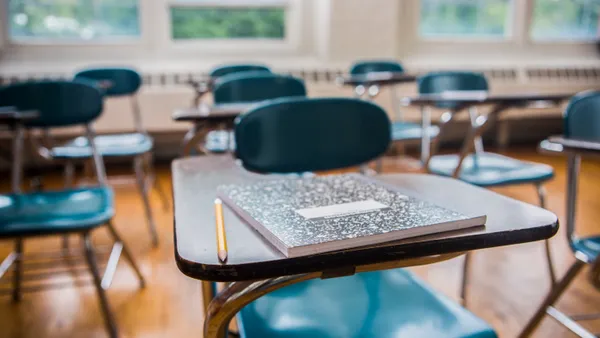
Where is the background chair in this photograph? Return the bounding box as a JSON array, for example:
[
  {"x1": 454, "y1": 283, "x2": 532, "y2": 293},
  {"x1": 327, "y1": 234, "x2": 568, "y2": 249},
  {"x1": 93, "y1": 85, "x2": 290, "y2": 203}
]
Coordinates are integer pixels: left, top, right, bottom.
[
  {"x1": 348, "y1": 60, "x2": 440, "y2": 171},
  {"x1": 419, "y1": 71, "x2": 556, "y2": 306},
  {"x1": 204, "y1": 72, "x2": 307, "y2": 153},
  {"x1": 0, "y1": 81, "x2": 145, "y2": 338},
  {"x1": 228, "y1": 96, "x2": 498, "y2": 338},
  {"x1": 520, "y1": 91, "x2": 600, "y2": 338},
  {"x1": 54, "y1": 67, "x2": 168, "y2": 247}
]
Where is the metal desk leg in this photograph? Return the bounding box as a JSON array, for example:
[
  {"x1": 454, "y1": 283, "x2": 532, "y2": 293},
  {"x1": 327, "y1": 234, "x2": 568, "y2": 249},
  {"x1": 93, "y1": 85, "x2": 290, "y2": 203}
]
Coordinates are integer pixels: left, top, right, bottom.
[
  {"x1": 420, "y1": 106, "x2": 432, "y2": 164},
  {"x1": 468, "y1": 107, "x2": 484, "y2": 154},
  {"x1": 182, "y1": 123, "x2": 209, "y2": 157}
]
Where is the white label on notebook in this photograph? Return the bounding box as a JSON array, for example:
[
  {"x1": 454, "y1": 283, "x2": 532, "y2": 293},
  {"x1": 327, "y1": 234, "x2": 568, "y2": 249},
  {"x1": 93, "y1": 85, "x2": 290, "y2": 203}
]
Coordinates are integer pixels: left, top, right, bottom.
[{"x1": 295, "y1": 199, "x2": 389, "y2": 220}]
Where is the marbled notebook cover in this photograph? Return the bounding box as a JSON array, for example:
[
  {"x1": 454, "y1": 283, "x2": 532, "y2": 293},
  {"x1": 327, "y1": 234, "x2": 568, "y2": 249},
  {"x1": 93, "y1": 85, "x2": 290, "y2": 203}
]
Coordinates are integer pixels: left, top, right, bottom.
[{"x1": 217, "y1": 174, "x2": 486, "y2": 257}]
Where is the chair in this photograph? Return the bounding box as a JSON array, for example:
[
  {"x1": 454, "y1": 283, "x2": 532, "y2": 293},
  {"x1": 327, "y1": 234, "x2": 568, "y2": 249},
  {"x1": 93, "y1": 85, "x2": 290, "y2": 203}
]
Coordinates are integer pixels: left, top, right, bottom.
[
  {"x1": 56, "y1": 67, "x2": 168, "y2": 247},
  {"x1": 204, "y1": 72, "x2": 306, "y2": 153},
  {"x1": 348, "y1": 60, "x2": 440, "y2": 170},
  {"x1": 519, "y1": 91, "x2": 600, "y2": 338},
  {"x1": 0, "y1": 81, "x2": 145, "y2": 338},
  {"x1": 230, "y1": 97, "x2": 497, "y2": 338},
  {"x1": 420, "y1": 71, "x2": 556, "y2": 306}
]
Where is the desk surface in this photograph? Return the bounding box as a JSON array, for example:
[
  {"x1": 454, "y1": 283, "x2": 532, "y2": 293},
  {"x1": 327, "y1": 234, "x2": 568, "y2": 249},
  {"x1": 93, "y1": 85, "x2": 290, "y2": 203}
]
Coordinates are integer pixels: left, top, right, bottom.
[
  {"x1": 401, "y1": 92, "x2": 574, "y2": 106},
  {"x1": 173, "y1": 102, "x2": 257, "y2": 122},
  {"x1": 0, "y1": 109, "x2": 39, "y2": 124},
  {"x1": 338, "y1": 72, "x2": 417, "y2": 87},
  {"x1": 173, "y1": 156, "x2": 558, "y2": 282},
  {"x1": 548, "y1": 136, "x2": 600, "y2": 154}
]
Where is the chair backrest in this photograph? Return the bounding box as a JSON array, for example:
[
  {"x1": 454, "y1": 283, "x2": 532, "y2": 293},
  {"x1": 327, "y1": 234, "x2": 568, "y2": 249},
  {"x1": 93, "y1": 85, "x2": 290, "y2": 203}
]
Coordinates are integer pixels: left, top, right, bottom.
[
  {"x1": 74, "y1": 67, "x2": 142, "y2": 97},
  {"x1": 0, "y1": 81, "x2": 104, "y2": 128},
  {"x1": 418, "y1": 71, "x2": 489, "y2": 109},
  {"x1": 349, "y1": 60, "x2": 404, "y2": 75},
  {"x1": 212, "y1": 73, "x2": 306, "y2": 104},
  {"x1": 564, "y1": 91, "x2": 600, "y2": 142},
  {"x1": 235, "y1": 97, "x2": 391, "y2": 173},
  {"x1": 209, "y1": 64, "x2": 271, "y2": 79}
]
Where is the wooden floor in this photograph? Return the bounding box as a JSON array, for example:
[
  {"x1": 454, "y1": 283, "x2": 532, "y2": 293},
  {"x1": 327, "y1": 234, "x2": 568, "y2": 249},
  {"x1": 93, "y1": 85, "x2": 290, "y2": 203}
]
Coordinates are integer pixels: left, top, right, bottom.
[{"x1": 1, "y1": 148, "x2": 599, "y2": 338}]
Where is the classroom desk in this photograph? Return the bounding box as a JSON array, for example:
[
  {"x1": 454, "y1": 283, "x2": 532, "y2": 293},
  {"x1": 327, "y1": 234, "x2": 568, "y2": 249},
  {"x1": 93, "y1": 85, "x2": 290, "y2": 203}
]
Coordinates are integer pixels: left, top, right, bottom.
[
  {"x1": 400, "y1": 92, "x2": 574, "y2": 163},
  {"x1": 336, "y1": 72, "x2": 417, "y2": 88},
  {"x1": 172, "y1": 156, "x2": 558, "y2": 338},
  {"x1": 173, "y1": 102, "x2": 258, "y2": 156}
]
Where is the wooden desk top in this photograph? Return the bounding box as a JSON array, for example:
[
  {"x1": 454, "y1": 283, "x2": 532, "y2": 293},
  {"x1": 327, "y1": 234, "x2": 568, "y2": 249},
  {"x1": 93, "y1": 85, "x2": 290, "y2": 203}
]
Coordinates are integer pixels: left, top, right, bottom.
[
  {"x1": 172, "y1": 102, "x2": 258, "y2": 122},
  {"x1": 173, "y1": 156, "x2": 558, "y2": 282},
  {"x1": 547, "y1": 136, "x2": 600, "y2": 155},
  {"x1": 401, "y1": 92, "x2": 573, "y2": 106},
  {"x1": 0, "y1": 108, "x2": 39, "y2": 124},
  {"x1": 337, "y1": 72, "x2": 418, "y2": 87}
]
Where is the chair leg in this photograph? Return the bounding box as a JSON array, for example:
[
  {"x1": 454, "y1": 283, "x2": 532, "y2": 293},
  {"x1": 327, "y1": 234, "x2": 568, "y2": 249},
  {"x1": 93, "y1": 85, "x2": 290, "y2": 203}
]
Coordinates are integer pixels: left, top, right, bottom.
[
  {"x1": 375, "y1": 158, "x2": 383, "y2": 173},
  {"x1": 144, "y1": 153, "x2": 170, "y2": 212},
  {"x1": 518, "y1": 260, "x2": 586, "y2": 338},
  {"x1": 12, "y1": 239, "x2": 23, "y2": 302},
  {"x1": 535, "y1": 183, "x2": 557, "y2": 286},
  {"x1": 106, "y1": 221, "x2": 146, "y2": 288},
  {"x1": 134, "y1": 156, "x2": 159, "y2": 247},
  {"x1": 460, "y1": 252, "x2": 471, "y2": 307},
  {"x1": 82, "y1": 233, "x2": 119, "y2": 338}
]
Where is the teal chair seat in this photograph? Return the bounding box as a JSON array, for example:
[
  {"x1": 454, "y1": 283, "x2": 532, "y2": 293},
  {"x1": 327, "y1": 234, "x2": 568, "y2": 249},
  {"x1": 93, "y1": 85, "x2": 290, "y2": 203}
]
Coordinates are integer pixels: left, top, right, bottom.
[
  {"x1": 51, "y1": 133, "x2": 153, "y2": 159},
  {"x1": 391, "y1": 121, "x2": 440, "y2": 142},
  {"x1": 238, "y1": 269, "x2": 497, "y2": 338},
  {"x1": 0, "y1": 187, "x2": 114, "y2": 238},
  {"x1": 428, "y1": 153, "x2": 554, "y2": 187}
]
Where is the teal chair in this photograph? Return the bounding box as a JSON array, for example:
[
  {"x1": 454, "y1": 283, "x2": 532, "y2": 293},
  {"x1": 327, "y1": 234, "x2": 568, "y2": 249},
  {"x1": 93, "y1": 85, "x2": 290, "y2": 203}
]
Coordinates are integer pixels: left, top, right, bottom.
[
  {"x1": 210, "y1": 63, "x2": 271, "y2": 79},
  {"x1": 205, "y1": 72, "x2": 306, "y2": 153},
  {"x1": 231, "y1": 97, "x2": 497, "y2": 338},
  {"x1": 59, "y1": 67, "x2": 168, "y2": 247},
  {"x1": 520, "y1": 91, "x2": 600, "y2": 338},
  {"x1": 420, "y1": 71, "x2": 556, "y2": 305},
  {"x1": 348, "y1": 60, "x2": 440, "y2": 170},
  {"x1": 0, "y1": 81, "x2": 145, "y2": 338}
]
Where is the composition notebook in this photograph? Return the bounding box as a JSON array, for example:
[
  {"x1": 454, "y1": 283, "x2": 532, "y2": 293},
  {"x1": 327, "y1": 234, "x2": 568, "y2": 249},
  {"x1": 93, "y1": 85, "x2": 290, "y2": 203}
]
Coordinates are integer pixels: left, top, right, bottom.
[{"x1": 217, "y1": 174, "x2": 486, "y2": 258}]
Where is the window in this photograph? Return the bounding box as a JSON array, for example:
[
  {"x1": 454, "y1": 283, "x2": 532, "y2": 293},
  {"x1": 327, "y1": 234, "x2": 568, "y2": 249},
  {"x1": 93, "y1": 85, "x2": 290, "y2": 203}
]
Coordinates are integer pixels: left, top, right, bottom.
[
  {"x1": 170, "y1": 6, "x2": 285, "y2": 40},
  {"x1": 420, "y1": 0, "x2": 512, "y2": 38},
  {"x1": 8, "y1": 0, "x2": 140, "y2": 41},
  {"x1": 530, "y1": 0, "x2": 599, "y2": 41},
  {"x1": 169, "y1": 0, "x2": 286, "y2": 41}
]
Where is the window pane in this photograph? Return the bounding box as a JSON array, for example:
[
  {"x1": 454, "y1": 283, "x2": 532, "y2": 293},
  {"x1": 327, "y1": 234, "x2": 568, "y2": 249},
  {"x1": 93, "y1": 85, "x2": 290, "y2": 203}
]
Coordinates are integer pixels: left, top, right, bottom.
[
  {"x1": 531, "y1": 0, "x2": 599, "y2": 41},
  {"x1": 9, "y1": 0, "x2": 140, "y2": 40},
  {"x1": 170, "y1": 7, "x2": 285, "y2": 40},
  {"x1": 420, "y1": 0, "x2": 511, "y2": 37}
]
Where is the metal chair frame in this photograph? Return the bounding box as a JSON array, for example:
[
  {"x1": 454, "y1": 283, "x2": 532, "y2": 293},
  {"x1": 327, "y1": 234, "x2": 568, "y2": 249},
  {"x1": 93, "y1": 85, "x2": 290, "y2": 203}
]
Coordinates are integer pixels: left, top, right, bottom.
[
  {"x1": 424, "y1": 101, "x2": 557, "y2": 306},
  {"x1": 31, "y1": 91, "x2": 169, "y2": 248},
  {"x1": 1, "y1": 116, "x2": 146, "y2": 338},
  {"x1": 518, "y1": 152, "x2": 600, "y2": 338}
]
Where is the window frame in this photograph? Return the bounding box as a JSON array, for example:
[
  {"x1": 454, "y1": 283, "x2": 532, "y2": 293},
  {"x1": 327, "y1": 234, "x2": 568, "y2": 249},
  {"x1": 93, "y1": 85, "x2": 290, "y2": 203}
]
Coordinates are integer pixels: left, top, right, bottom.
[
  {"x1": 527, "y1": 0, "x2": 600, "y2": 44},
  {"x1": 4, "y1": 0, "x2": 145, "y2": 46},
  {"x1": 416, "y1": 0, "x2": 516, "y2": 42},
  {"x1": 164, "y1": 0, "x2": 300, "y2": 53}
]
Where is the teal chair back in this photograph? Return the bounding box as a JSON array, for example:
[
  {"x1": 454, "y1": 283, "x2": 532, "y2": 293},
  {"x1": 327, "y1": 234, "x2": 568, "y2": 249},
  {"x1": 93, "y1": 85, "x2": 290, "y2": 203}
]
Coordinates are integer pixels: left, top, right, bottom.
[
  {"x1": 0, "y1": 81, "x2": 104, "y2": 128},
  {"x1": 234, "y1": 97, "x2": 391, "y2": 173},
  {"x1": 210, "y1": 64, "x2": 271, "y2": 79},
  {"x1": 564, "y1": 91, "x2": 600, "y2": 142},
  {"x1": 74, "y1": 67, "x2": 142, "y2": 97},
  {"x1": 418, "y1": 71, "x2": 489, "y2": 109},
  {"x1": 212, "y1": 73, "x2": 306, "y2": 104},
  {"x1": 350, "y1": 60, "x2": 404, "y2": 75}
]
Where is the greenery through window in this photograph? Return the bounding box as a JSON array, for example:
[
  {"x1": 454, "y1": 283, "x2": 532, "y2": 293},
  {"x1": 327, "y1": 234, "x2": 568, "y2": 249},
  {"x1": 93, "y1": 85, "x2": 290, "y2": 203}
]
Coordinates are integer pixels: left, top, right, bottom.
[
  {"x1": 9, "y1": 0, "x2": 140, "y2": 40},
  {"x1": 531, "y1": 0, "x2": 599, "y2": 41},
  {"x1": 170, "y1": 7, "x2": 285, "y2": 40},
  {"x1": 420, "y1": 0, "x2": 511, "y2": 38}
]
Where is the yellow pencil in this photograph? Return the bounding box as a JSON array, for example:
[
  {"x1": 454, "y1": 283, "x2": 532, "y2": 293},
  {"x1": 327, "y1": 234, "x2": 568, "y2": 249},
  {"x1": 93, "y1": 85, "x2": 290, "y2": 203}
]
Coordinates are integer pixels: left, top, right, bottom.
[{"x1": 214, "y1": 198, "x2": 228, "y2": 263}]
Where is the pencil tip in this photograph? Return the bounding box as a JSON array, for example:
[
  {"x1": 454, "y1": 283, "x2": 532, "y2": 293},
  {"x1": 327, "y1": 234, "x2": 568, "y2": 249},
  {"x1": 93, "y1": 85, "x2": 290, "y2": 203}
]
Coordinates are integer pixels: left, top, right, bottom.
[{"x1": 218, "y1": 250, "x2": 228, "y2": 263}]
